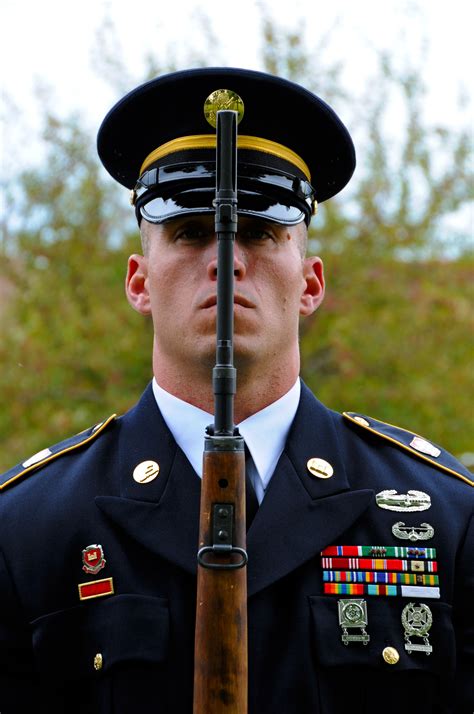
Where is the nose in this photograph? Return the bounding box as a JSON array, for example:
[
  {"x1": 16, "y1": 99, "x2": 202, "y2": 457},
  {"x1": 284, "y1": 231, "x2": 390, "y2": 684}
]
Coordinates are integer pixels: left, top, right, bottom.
[{"x1": 206, "y1": 239, "x2": 247, "y2": 281}]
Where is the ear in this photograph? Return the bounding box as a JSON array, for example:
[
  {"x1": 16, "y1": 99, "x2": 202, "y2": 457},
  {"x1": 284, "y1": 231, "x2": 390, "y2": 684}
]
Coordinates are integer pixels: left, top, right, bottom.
[
  {"x1": 125, "y1": 254, "x2": 151, "y2": 315},
  {"x1": 299, "y1": 256, "x2": 325, "y2": 316}
]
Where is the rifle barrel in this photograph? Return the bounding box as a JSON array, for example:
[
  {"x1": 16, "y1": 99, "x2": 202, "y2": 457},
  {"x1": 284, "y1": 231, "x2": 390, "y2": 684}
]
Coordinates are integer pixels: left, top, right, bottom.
[{"x1": 193, "y1": 110, "x2": 248, "y2": 714}]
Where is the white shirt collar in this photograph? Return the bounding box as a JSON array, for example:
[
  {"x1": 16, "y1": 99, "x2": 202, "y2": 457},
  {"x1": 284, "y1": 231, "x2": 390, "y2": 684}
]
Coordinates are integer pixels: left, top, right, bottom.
[{"x1": 152, "y1": 378, "x2": 300, "y2": 497}]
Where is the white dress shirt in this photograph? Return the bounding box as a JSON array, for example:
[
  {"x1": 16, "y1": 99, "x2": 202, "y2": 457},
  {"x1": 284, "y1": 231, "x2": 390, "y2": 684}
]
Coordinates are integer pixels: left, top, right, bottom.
[{"x1": 152, "y1": 378, "x2": 301, "y2": 504}]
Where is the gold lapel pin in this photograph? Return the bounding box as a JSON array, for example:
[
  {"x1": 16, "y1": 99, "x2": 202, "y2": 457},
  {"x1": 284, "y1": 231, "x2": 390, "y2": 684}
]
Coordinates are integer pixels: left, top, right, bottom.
[
  {"x1": 133, "y1": 460, "x2": 160, "y2": 484},
  {"x1": 307, "y1": 457, "x2": 334, "y2": 479}
]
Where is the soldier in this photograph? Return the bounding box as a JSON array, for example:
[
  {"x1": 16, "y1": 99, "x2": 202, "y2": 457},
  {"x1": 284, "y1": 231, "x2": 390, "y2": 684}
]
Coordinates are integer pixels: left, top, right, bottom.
[{"x1": 0, "y1": 68, "x2": 472, "y2": 713}]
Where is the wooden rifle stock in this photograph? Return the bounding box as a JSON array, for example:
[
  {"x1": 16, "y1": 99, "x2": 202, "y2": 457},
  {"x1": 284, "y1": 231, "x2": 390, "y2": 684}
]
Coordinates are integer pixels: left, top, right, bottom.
[{"x1": 193, "y1": 110, "x2": 248, "y2": 713}]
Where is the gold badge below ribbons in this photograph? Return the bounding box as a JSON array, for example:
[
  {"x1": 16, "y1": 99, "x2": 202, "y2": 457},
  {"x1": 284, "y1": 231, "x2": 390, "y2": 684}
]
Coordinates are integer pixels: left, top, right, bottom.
[
  {"x1": 133, "y1": 460, "x2": 160, "y2": 484},
  {"x1": 307, "y1": 458, "x2": 334, "y2": 479}
]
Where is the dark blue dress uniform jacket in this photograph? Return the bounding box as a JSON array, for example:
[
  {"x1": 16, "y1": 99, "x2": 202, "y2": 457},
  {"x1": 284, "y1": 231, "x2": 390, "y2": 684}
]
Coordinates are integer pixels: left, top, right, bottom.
[{"x1": 1, "y1": 382, "x2": 473, "y2": 713}]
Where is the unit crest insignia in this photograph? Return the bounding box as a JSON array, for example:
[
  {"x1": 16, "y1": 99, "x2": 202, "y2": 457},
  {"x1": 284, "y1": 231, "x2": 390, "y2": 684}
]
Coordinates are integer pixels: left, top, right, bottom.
[{"x1": 82, "y1": 544, "x2": 106, "y2": 575}]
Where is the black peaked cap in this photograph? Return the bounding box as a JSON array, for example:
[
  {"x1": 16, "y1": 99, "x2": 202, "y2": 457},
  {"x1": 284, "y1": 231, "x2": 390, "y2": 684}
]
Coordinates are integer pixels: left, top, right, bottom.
[{"x1": 97, "y1": 67, "x2": 355, "y2": 204}]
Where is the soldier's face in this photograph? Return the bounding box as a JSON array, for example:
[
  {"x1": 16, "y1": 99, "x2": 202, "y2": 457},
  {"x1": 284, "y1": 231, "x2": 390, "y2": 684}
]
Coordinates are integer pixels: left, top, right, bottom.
[{"x1": 126, "y1": 215, "x2": 324, "y2": 377}]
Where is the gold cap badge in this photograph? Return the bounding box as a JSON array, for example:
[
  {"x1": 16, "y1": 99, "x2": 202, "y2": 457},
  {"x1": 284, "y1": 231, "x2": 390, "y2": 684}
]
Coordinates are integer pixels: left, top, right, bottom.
[{"x1": 204, "y1": 89, "x2": 245, "y2": 128}]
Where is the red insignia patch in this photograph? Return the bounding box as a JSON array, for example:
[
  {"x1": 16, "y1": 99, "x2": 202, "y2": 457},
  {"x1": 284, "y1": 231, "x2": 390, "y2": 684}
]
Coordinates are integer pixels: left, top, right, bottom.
[
  {"x1": 82, "y1": 544, "x2": 106, "y2": 574},
  {"x1": 78, "y1": 577, "x2": 114, "y2": 601}
]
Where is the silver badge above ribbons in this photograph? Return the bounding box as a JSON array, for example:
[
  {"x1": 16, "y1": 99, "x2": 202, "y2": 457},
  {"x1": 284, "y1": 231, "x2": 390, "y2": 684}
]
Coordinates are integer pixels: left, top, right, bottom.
[
  {"x1": 376, "y1": 489, "x2": 431, "y2": 512},
  {"x1": 392, "y1": 521, "x2": 434, "y2": 541}
]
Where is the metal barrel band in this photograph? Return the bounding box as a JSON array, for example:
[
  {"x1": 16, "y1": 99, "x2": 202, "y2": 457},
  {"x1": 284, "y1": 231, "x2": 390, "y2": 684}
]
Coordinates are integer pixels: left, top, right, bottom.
[{"x1": 197, "y1": 545, "x2": 248, "y2": 569}]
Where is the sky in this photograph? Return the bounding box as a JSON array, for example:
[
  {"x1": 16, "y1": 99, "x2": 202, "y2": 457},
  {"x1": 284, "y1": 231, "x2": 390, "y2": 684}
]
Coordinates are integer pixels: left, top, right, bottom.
[
  {"x1": 1, "y1": 2, "x2": 472, "y2": 121},
  {"x1": 0, "y1": 0, "x2": 472, "y2": 207}
]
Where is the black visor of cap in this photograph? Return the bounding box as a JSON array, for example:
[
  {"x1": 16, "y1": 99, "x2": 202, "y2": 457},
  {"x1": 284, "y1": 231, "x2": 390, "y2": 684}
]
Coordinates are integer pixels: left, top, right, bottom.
[
  {"x1": 134, "y1": 161, "x2": 314, "y2": 225},
  {"x1": 140, "y1": 191, "x2": 307, "y2": 225}
]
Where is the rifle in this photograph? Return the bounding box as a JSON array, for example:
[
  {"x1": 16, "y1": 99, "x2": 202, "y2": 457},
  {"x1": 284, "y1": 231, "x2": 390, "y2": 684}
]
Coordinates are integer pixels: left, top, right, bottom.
[{"x1": 193, "y1": 109, "x2": 248, "y2": 713}]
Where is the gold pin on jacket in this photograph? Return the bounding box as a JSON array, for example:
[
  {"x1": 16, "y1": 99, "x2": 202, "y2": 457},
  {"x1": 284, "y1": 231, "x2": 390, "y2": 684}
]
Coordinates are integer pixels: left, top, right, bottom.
[
  {"x1": 307, "y1": 458, "x2": 334, "y2": 479},
  {"x1": 133, "y1": 460, "x2": 160, "y2": 483}
]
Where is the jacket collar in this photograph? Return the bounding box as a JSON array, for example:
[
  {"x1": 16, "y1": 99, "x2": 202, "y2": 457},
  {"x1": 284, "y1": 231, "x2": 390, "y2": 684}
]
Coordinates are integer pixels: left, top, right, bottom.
[{"x1": 96, "y1": 382, "x2": 373, "y2": 596}]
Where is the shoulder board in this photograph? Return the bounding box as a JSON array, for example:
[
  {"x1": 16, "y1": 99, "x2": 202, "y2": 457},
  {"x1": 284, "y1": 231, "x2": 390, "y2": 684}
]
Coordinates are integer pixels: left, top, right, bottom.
[
  {"x1": 343, "y1": 412, "x2": 473, "y2": 487},
  {"x1": 0, "y1": 415, "x2": 117, "y2": 493}
]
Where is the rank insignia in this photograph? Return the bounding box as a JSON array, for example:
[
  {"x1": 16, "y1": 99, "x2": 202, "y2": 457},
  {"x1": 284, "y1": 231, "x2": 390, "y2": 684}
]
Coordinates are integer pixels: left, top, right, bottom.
[
  {"x1": 82, "y1": 544, "x2": 106, "y2": 575},
  {"x1": 375, "y1": 489, "x2": 431, "y2": 512},
  {"x1": 409, "y1": 436, "x2": 441, "y2": 458},
  {"x1": 392, "y1": 521, "x2": 434, "y2": 541},
  {"x1": 338, "y1": 599, "x2": 370, "y2": 645},
  {"x1": 401, "y1": 602, "x2": 433, "y2": 655}
]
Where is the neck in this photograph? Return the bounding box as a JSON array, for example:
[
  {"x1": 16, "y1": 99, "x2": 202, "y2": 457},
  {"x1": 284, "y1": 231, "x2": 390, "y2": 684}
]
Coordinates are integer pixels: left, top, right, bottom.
[{"x1": 153, "y1": 341, "x2": 300, "y2": 423}]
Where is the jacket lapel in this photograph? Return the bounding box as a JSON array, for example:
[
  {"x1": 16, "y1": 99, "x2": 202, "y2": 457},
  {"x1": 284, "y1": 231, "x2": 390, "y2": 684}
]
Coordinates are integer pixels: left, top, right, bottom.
[
  {"x1": 96, "y1": 382, "x2": 374, "y2": 591},
  {"x1": 96, "y1": 384, "x2": 201, "y2": 575},
  {"x1": 246, "y1": 383, "x2": 373, "y2": 597}
]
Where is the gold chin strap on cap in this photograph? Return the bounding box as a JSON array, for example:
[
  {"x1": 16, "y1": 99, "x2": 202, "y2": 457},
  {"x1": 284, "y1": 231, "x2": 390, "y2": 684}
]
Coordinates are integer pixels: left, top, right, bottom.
[{"x1": 139, "y1": 134, "x2": 312, "y2": 182}]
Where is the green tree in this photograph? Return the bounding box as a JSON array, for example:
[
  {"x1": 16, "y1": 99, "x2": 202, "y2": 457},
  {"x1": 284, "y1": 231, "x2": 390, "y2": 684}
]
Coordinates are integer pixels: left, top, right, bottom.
[
  {"x1": 257, "y1": 18, "x2": 473, "y2": 458},
  {"x1": 0, "y1": 109, "x2": 153, "y2": 465},
  {"x1": 0, "y1": 12, "x2": 472, "y2": 471}
]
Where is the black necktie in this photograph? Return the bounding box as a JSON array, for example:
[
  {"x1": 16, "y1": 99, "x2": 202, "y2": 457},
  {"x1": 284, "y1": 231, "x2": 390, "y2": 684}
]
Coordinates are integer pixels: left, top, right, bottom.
[{"x1": 245, "y1": 446, "x2": 259, "y2": 530}]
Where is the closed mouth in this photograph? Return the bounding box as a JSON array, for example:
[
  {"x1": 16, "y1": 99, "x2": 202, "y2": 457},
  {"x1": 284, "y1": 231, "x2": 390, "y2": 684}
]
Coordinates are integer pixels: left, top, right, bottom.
[{"x1": 200, "y1": 295, "x2": 255, "y2": 309}]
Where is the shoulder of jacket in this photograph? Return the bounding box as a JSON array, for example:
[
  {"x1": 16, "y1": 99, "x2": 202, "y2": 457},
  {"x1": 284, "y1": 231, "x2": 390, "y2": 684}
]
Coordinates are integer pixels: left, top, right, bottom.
[
  {"x1": 342, "y1": 411, "x2": 473, "y2": 487},
  {"x1": 0, "y1": 414, "x2": 117, "y2": 493}
]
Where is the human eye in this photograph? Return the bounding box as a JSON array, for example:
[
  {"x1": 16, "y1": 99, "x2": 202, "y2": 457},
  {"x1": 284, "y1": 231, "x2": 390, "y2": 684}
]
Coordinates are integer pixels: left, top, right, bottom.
[
  {"x1": 239, "y1": 223, "x2": 276, "y2": 243},
  {"x1": 173, "y1": 221, "x2": 212, "y2": 244}
]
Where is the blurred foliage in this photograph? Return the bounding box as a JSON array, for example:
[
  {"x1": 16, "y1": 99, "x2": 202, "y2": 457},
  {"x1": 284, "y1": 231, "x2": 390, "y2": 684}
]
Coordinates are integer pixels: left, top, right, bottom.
[
  {"x1": 0, "y1": 10, "x2": 472, "y2": 472},
  {"x1": 0, "y1": 113, "x2": 153, "y2": 464}
]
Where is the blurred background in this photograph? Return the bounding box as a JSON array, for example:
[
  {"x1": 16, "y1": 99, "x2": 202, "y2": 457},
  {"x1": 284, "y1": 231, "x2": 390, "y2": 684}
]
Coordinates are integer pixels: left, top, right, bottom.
[{"x1": 1, "y1": 0, "x2": 472, "y2": 471}]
